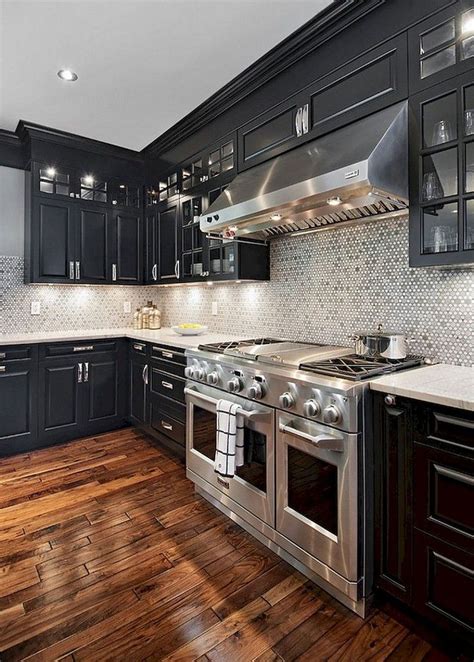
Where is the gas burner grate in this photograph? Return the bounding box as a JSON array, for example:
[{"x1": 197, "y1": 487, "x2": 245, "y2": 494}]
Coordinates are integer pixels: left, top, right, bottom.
[
  {"x1": 300, "y1": 355, "x2": 425, "y2": 381},
  {"x1": 198, "y1": 338, "x2": 284, "y2": 354}
]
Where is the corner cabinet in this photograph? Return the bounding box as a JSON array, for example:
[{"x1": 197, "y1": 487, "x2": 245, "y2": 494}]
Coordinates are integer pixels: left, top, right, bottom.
[
  {"x1": 409, "y1": 70, "x2": 474, "y2": 266},
  {"x1": 25, "y1": 160, "x2": 143, "y2": 284}
]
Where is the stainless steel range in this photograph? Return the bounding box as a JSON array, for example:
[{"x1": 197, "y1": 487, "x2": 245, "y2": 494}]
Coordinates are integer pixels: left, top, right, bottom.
[{"x1": 184, "y1": 337, "x2": 424, "y2": 616}]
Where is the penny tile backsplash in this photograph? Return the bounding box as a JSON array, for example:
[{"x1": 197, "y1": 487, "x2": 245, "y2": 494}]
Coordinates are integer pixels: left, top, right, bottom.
[{"x1": 1, "y1": 217, "x2": 473, "y2": 365}]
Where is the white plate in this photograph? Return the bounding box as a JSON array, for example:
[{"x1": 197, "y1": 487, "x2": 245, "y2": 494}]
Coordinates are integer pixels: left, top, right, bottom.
[{"x1": 172, "y1": 325, "x2": 208, "y2": 336}]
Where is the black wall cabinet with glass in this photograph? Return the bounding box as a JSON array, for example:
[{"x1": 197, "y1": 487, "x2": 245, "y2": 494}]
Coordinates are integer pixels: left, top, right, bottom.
[{"x1": 409, "y1": 70, "x2": 474, "y2": 266}]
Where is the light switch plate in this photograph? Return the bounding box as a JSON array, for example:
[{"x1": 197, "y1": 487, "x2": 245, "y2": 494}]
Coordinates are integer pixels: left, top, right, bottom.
[
  {"x1": 123, "y1": 301, "x2": 131, "y2": 313},
  {"x1": 211, "y1": 301, "x2": 218, "y2": 316},
  {"x1": 31, "y1": 301, "x2": 41, "y2": 315}
]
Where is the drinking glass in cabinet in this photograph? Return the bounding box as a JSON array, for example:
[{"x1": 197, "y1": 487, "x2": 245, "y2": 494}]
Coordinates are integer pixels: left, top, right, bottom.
[
  {"x1": 422, "y1": 202, "x2": 458, "y2": 254},
  {"x1": 422, "y1": 148, "x2": 458, "y2": 200},
  {"x1": 465, "y1": 200, "x2": 474, "y2": 250},
  {"x1": 422, "y1": 93, "x2": 457, "y2": 148},
  {"x1": 466, "y1": 143, "x2": 474, "y2": 193}
]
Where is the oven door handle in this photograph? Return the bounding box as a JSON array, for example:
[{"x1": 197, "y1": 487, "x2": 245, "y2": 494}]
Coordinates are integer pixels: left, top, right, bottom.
[
  {"x1": 279, "y1": 422, "x2": 344, "y2": 452},
  {"x1": 184, "y1": 387, "x2": 270, "y2": 421}
]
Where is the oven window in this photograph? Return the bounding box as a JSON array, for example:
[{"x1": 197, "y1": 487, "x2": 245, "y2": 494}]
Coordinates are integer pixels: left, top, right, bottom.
[
  {"x1": 236, "y1": 429, "x2": 267, "y2": 493},
  {"x1": 193, "y1": 406, "x2": 216, "y2": 460},
  {"x1": 287, "y1": 447, "x2": 338, "y2": 536}
]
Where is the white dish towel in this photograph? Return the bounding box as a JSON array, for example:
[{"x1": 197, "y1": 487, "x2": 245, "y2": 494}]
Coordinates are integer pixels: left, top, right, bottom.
[{"x1": 214, "y1": 399, "x2": 244, "y2": 477}]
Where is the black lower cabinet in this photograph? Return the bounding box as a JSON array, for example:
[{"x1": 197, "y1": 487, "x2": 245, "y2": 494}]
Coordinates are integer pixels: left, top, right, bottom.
[
  {"x1": 374, "y1": 393, "x2": 474, "y2": 651},
  {"x1": 83, "y1": 352, "x2": 125, "y2": 434},
  {"x1": 128, "y1": 341, "x2": 148, "y2": 425},
  {"x1": 0, "y1": 346, "x2": 38, "y2": 456},
  {"x1": 38, "y1": 357, "x2": 83, "y2": 444}
]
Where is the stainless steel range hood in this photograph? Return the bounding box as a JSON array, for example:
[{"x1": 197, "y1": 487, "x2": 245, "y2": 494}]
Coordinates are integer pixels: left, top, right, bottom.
[{"x1": 200, "y1": 101, "x2": 409, "y2": 240}]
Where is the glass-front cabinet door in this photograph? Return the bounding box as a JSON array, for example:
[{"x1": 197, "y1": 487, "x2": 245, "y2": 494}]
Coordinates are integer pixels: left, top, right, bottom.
[
  {"x1": 410, "y1": 70, "x2": 474, "y2": 266},
  {"x1": 180, "y1": 193, "x2": 209, "y2": 281}
]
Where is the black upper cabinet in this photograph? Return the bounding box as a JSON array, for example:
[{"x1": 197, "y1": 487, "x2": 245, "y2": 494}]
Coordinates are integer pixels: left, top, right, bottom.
[
  {"x1": 408, "y1": 1, "x2": 474, "y2": 94},
  {"x1": 109, "y1": 210, "x2": 142, "y2": 284},
  {"x1": 158, "y1": 199, "x2": 180, "y2": 282},
  {"x1": 32, "y1": 198, "x2": 76, "y2": 283},
  {"x1": 77, "y1": 205, "x2": 111, "y2": 284},
  {"x1": 409, "y1": 69, "x2": 474, "y2": 266},
  {"x1": 180, "y1": 190, "x2": 209, "y2": 282}
]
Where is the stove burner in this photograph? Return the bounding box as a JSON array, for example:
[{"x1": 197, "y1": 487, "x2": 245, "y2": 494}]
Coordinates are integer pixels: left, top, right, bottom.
[
  {"x1": 198, "y1": 338, "x2": 284, "y2": 354},
  {"x1": 300, "y1": 355, "x2": 425, "y2": 381}
]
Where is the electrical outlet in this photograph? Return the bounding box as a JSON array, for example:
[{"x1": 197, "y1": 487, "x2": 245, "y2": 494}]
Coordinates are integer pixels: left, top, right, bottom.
[
  {"x1": 123, "y1": 301, "x2": 131, "y2": 313},
  {"x1": 30, "y1": 301, "x2": 41, "y2": 315},
  {"x1": 211, "y1": 301, "x2": 218, "y2": 316}
]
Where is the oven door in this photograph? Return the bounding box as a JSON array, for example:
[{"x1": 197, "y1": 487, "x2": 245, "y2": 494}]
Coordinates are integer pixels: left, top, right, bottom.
[
  {"x1": 277, "y1": 412, "x2": 359, "y2": 581},
  {"x1": 185, "y1": 383, "x2": 275, "y2": 526}
]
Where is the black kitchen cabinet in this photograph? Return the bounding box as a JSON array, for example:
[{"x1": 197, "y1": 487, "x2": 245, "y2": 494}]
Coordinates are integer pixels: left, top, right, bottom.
[
  {"x1": 408, "y1": 1, "x2": 474, "y2": 94},
  {"x1": 77, "y1": 204, "x2": 111, "y2": 283},
  {"x1": 409, "y1": 69, "x2": 474, "y2": 266},
  {"x1": 30, "y1": 198, "x2": 76, "y2": 283},
  {"x1": 374, "y1": 393, "x2": 413, "y2": 605},
  {"x1": 128, "y1": 341, "x2": 149, "y2": 425},
  {"x1": 157, "y1": 199, "x2": 180, "y2": 282},
  {"x1": 0, "y1": 346, "x2": 38, "y2": 456},
  {"x1": 38, "y1": 341, "x2": 126, "y2": 445},
  {"x1": 180, "y1": 190, "x2": 209, "y2": 282},
  {"x1": 109, "y1": 209, "x2": 142, "y2": 284}
]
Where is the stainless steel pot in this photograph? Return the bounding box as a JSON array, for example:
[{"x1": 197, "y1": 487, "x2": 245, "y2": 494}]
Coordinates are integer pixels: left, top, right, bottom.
[{"x1": 351, "y1": 330, "x2": 408, "y2": 359}]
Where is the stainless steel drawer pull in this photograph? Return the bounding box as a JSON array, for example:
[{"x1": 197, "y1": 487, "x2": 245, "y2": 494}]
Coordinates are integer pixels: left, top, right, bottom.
[
  {"x1": 73, "y1": 345, "x2": 94, "y2": 352},
  {"x1": 161, "y1": 350, "x2": 174, "y2": 359},
  {"x1": 77, "y1": 363, "x2": 83, "y2": 383},
  {"x1": 184, "y1": 387, "x2": 270, "y2": 421},
  {"x1": 161, "y1": 420, "x2": 173, "y2": 431},
  {"x1": 279, "y1": 422, "x2": 344, "y2": 452},
  {"x1": 133, "y1": 343, "x2": 145, "y2": 351},
  {"x1": 161, "y1": 381, "x2": 173, "y2": 390},
  {"x1": 142, "y1": 364, "x2": 149, "y2": 385},
  {"x1": 112, "y1": 263, "x2": 117, "y2": 281},
  {"x1": 0, "y1": 353, "x2": 5, "y2": 359},
  {"x1": 0, "y1": 366, "x2": 6, "y2": 373},
  {"x1": 84, "y1": 362, "x2": 89, "y2": 383},
  {"x1": 75, "y1": 261, "x2": 80, "y2": 280},
  {"x1": 69, "y1": 261, "x2": 75, "y2": 280}
]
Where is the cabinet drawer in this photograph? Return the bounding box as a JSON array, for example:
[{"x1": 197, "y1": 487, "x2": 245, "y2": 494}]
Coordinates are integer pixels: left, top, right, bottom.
[
  {"x1": 41, "y1": 340, "x2": 119, "y2": 358},
  {"x1": 155, "y1": 394, "x2": 186, "y2": 424},
  {"x1": 150, "y1": 345, "x2": 186, "y2": 365},
  {"x1": 0, "y1": 346, "x2": 32, "y2": 361},
  {"x1": 413, "y1": 529, "x2": 474, "y2": 636},
  {"x1": 420, "y1": 405, "x2": 474, "y2": 452},
  {"x1": 150, "y1": 367, "x2": 185, "y2": 403},
  {"x1": 414, "y1": 441, "x2": 473, "y2": 548},
  {"x1": 149, "y1": 405, "x2": 185, "y2": 447}
]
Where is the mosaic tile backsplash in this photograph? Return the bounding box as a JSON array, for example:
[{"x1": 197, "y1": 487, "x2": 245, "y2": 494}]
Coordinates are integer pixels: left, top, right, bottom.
[{"x1": 1, "y1": 217, "x2": 473, "y2": 365}]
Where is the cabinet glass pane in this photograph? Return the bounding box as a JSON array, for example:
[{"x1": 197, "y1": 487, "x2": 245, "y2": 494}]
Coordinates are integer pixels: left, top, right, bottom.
[
  {"x1": 183, "y1": 228, "x2": 192, "y2": 252},
  {"x1": 423, "y1": 93, "x2": 457, "y2": 148},
  {"x1": 421, "y1": 46, "x2": 456, "y2": 79},
  {"x1": 39, "y1": 169, "x2": 70, "y2": 196},
  {"x1": 222, "y1": 244, "x2": 235, "y2": 274},
  {"x1": 465, "y1": 85, "x2": 474, "y2": 136},
  {"x1": 209, "y1": 150, "x2": 220, "y2": 165},
  {"x1": 465, "y1": 199, "x2": 474, "y2": 250},
  {"x1": 422, "y1": 202, "x2": 458, "y2": 253},
  {"x1": 209, "y1": 162, "x2": 221, "y2": 178},
  {"x1": 222, "y1": 156, "x2": 234, "y2": 172},
  {"x1": 466, "y1": 143, "x2": 474, "y2": 192},
  {"x1": 461, "y1": 36, "x2": 474, "y2": 60},
  {"x1": 182, "y1": 253, "x2": 192, "y2": 277},
  {"x1": 420, "y1": 20, "x2": 455, "y2": 55},
  {"x1": 422, "y1": 148, "x2": 458, "y2": 201},
  {"x1": 222, "y1": 141, "x2": 234, "y2": 157},
  {"x1": 39, "y1": 181, "x2": 54, "y2": 194},
  {"x1": 81, "y1": 177, "x2": 107, "y2": 202},
  {"x1": 193, "y1": 225, "x2": 203, "y2": 249},
  {"x1": 209, "y1": 248, "x2": 221, "y2": 274}
]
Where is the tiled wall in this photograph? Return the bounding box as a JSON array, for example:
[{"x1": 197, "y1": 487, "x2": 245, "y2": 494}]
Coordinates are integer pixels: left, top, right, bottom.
[{"x1": 1, "y1": 217, "x2": 473, "y2": 365}]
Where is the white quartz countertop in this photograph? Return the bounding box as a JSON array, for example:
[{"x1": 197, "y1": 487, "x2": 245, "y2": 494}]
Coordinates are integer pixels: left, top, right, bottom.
[
  {"x1": 0, "y1": 328, "x2": 242, "y2": 351},
  {"x1": 370, "y1": 364, "x2": 474, "y2": 412}
]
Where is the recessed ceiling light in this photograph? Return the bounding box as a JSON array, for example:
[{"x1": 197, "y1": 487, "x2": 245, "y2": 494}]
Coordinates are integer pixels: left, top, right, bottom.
[
  {"x1": 57, "y1": 69, "x2": 78, "y2": 82},
  {"x1": 327, "y1": 196, "x2": 342, "y2": 206}
]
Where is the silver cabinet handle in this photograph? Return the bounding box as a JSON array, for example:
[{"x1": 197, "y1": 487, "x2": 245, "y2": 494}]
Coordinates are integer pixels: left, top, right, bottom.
[
  {"x1": 295, "y1": 107, "x2": 303, "y2": 137},
  {"x1": 161, "y1": 380, "x2": 173, "y2": 390},
  {"x1": 302, "y1": 103, "x2": 309, "y2": 134},
  {"x1": 160, "y1": 350, "x2": 174, "y2": 359},
  {"x1": 133, "y1": 343, "x2": 145, "y2": 351},
  {"x1": 69, "y1": 261, "x2": 75, "y2": 280},
  {"x1": 279, "y1": 422, "x2": 344, "y2": 452},
  {"x1": 152, "y1": 264, "x2": 158, "y2": 281},
  {"x1": 112, "y1": 263, "x2": 117, "y2": 281},
  {"x1": 75, "y1": 261, "x2": 80, "y2": 280},
  {"x1": 77, "y1": 363, "x2": 83, "y2": 383},
  {"x1": 174, "y1": 260, "x2": 180, "y2": 279},
  {"x1": 161, "y1": 420, "x2": 173, "y2": 431},
  {"x1": 84, "y1": 362, "x2": 89, "y2": 383},
  {"x1": 0, "y1": 352, "x2": 5, "y2": 359},
  {"x1": 142, "y1": 364, "x2": 149, "y2": 385},
  {"x1": 73, "y1": 345, "x2": 94, "y2": 352},
  {"x1": 384, "y1": 394, "x2": 396, "y2": 406},
  {"x1": 0, "y1": 366, "x2": 6, "y2": 373}
]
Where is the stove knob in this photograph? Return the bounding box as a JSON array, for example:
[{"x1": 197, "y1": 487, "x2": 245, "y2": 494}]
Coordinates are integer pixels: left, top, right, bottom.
[
  {"x1": 304, "y1": 399, "x2": 321, "y2": 418},
  {"x1": 227, "y1": 377, "x2": 242, "y2": 393},
  {"x1": 184, "y1": 366, "x2": 194, "y2": 379},
  {"x1": 248, "y1": 382, "x2": 265, "y2": 400},
  {"x1": 194, "y1": 367, "x2": 206, "y2": 381},
  {"x1": 323, "y1": 404, "x2": 341, "y2": 425},
  {"x1": 279, "y1": 392, "x2": 295, "y2": 409},
  {"x1": 207, "y1": 371, "x2": 219, "y2": 386}
]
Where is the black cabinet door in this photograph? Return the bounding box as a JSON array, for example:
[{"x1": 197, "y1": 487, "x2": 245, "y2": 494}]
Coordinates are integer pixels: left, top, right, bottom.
[
  {"x1": 33, "y1": 198, "x2": 76, "y2": 283},
  {"x1": 83, "y1": 352, "x2": 124, "y2": 433},
  {"x1": 157, "y1": 201, "x2": 180, "y2": 281},
  {"x1": 0, "y1": 360, "x2": 37, "y2": 455},
  {"x1": 38, "y1": 358, "x2": 82, "y2": 444},
  {"x1": 145, "y1": 210, "x2": 158, "y2": 284},
  {"x1": 129, "y1": 355, "x2": 148, "y2": 424},
  {"x1": 374, "y1": 394, "x2": 413, "y2": 604},
  {"x1": 76, "y1": 205, "x2": 110, "y2": 283},
  {"x1": 109, "y1": 210, "x2": 143, "y2": 284}
]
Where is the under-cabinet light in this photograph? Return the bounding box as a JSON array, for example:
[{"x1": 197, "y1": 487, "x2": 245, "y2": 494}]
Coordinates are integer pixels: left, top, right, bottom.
[
  {"x1": 57, "y1": 69, "x2": 78, "y2": 82},
  {"x1": 327, "y1": 196, "x2": 342, "y2": 206}
]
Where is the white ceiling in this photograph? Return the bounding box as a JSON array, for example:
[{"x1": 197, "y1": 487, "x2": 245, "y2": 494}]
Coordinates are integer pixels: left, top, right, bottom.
[{"x1": 0, "y1": 0, "x2": 332, "y2": 151}]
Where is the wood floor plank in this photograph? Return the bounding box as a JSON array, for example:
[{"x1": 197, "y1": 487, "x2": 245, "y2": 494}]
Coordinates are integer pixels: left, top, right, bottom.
[{"x1": 0, "y1": 430, "x2": 446, "y2": 661}]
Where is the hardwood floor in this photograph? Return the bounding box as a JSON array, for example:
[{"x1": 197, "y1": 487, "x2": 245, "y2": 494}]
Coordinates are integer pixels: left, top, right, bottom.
[{"x1": 0, "y1": 428, "x2": 449, "y2": 661}]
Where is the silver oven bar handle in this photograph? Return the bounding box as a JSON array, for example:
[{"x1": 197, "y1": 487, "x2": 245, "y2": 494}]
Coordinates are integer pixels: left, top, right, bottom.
[
  {"x1": 279, "y1": 422, "x2": 344, "y2": 452},
  {"x1": 184, "y1": 387, "x2": 270, "y2": 421}
]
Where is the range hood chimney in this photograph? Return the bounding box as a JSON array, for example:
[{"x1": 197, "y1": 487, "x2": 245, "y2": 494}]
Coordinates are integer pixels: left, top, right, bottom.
[{"x1": 200, "y1": 101, "x2": 409, "y2": 240}]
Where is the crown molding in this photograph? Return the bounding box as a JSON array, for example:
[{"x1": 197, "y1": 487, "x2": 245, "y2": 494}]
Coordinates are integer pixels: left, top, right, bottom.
[{"x1": 0, "y1": 129, "x2": 24, "y2": 169}]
